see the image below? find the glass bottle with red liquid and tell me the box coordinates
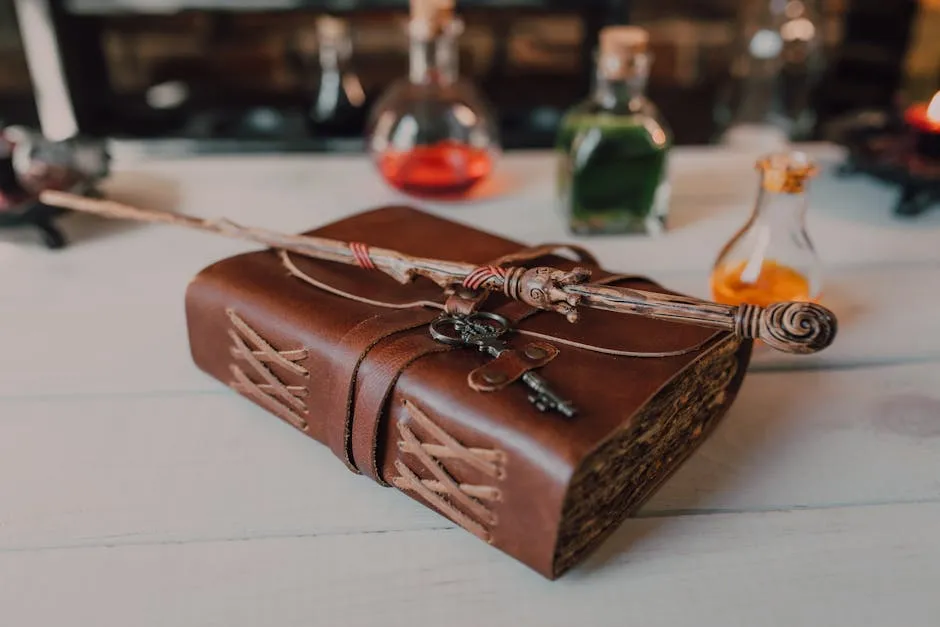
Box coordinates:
[711,151,823,308]
[365,0,499,198]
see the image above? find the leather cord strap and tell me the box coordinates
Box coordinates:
[350,331,452,484]
[323,308,442,472]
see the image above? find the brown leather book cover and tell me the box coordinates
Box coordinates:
[183,205,752,579]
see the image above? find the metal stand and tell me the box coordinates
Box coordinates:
[832,112,940,218]
[0,202,68,249]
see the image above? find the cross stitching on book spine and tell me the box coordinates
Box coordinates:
[226,308,310,430]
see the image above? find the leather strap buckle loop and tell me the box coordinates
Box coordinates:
[467,340,559,392]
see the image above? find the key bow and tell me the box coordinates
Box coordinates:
[429,312,578,418]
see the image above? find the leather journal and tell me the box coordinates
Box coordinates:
[184,205,752,579]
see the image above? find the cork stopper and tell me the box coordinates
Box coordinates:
[599,25,649,57]
[294,15,348,56]
[316,15,348,41]
[410,0,456,37]
[757,151,818,193]
[597,25,650,80]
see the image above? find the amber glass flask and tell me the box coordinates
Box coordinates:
[711,151,822,307]
[365,0,500,199]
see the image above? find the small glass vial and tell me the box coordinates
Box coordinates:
[711,151,822,307]
[556,26,672,235]
[295,16,368,137]
[365,0,499,198]
[713,0,825,147]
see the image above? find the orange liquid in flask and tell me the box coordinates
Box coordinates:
[711,260,813,308]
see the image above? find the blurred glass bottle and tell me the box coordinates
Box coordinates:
[711,151,822,307]
[555,26,672,235]
[365,0,500,198]
[713,0,825,149]
[293,16,368,137]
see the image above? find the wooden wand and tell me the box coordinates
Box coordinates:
[40,190,836,355]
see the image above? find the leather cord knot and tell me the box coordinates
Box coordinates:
[349,241,376,269]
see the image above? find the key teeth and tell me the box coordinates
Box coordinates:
[528,394,550,412]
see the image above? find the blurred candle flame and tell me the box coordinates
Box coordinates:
[927,91,940,124]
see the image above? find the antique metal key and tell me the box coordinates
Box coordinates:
[430,312,578,418]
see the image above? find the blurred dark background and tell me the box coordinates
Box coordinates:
[1,0,937,154]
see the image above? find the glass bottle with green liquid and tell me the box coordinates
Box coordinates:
[556,26,672,235]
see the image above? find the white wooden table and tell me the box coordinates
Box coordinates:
[1,144,938,626]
